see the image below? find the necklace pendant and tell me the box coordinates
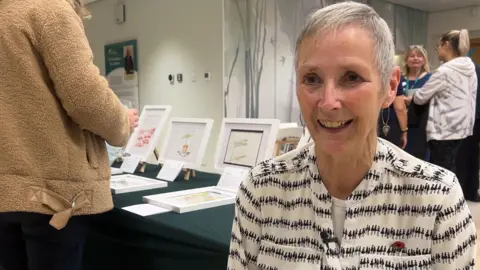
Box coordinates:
[382,124,390,136]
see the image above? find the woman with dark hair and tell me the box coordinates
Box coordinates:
[406,29,477,174]
[0,0,138,269]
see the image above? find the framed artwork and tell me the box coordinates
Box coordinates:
[296,127,312,149]
[124,105,172,162]
[213,118,280,173]
[143,167,246,213]
[279,122,298,129]
[223,129,264,167]
[274,127,303,156]
[110,167,124,175]
[110,174,168,194]
[159,118,214,169]
[143,187,236,213]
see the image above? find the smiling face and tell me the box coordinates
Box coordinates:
[406,49,426,71]
[296,26,399,156]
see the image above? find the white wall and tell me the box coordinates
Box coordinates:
[84,0,224,172]
[427,7,480,68]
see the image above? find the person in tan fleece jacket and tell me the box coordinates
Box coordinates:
[0,0,139,269]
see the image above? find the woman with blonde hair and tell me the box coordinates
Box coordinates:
[0,0,138,269]
[406,29,477,173]
[401,45,432,160]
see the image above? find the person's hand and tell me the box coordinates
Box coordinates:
[400,132,407,149]
[404,96,412,106]
[127,109,139,133]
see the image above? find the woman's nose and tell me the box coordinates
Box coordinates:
[317,85,341,111]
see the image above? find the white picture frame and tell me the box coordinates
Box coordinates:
[214,118,280,173]
[274,126,303,156]
[110,167,124,175]
[110,174,168,194]
[143,167,246,213]
[143,187,236,213]
[279,122,298,129]
[124,105,172,162]
[297,127,312,149]
[159,118,214,169]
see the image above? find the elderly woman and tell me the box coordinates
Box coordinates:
[227,2,477,269]
[0,0,138,270]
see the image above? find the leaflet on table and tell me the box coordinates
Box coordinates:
[122,204,171,216]
[143,167,247,213]
[110,174,168,194]
[120,155,142,173]
[217,167,248,192]
[156,160,185,181]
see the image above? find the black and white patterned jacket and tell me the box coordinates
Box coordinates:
[227,138,477,270]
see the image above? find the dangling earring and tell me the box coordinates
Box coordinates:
[299,113,305,135]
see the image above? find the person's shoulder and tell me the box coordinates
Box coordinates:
[250,142,313,178]
[26,0,77,22]
[378,139,457,190]
[30,0,72,10]
[6,0,76,29]
[243,142,313,190]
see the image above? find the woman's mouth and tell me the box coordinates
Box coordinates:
[317,119,353,131]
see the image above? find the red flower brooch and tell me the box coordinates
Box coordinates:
[391,241,405,249]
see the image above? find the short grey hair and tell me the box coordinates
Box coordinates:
[295,2,395,88]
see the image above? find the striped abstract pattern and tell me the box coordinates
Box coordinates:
[227,138,477,269]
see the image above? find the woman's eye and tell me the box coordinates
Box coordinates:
[303,74,321,85]
[343,72,364,84]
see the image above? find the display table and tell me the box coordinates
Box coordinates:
[83,164,234,270]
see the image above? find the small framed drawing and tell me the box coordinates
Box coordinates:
[296,127,312,149]
[124,105,172,162]
[274,126,303,156]
[110,174,168,194]
[143,169,245,213]
[214,118,280,173]
[159,118,214,169]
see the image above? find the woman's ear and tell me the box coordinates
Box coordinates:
[382,67,400,108]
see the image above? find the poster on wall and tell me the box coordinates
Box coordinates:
[104,39,139,109]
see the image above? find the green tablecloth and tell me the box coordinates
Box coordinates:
[83,164,234,270]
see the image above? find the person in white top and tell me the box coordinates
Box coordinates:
[405,29,477,173]
[227,2,477,270]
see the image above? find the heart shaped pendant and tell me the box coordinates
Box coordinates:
[382,125,390,136]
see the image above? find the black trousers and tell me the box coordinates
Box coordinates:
[428,139,463,174]
[0,212,89,270]
[456,120,480,200]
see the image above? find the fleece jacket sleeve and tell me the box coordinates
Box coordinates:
[36,0,130,147]
[413,70,446,106]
